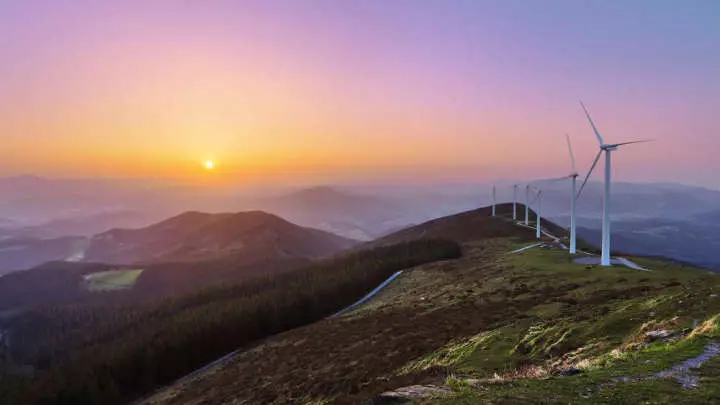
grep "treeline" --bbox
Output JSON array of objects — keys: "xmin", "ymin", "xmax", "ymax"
[{"xmin": 0, "ymin": 239, "xmax": 461, "ymax": 405}]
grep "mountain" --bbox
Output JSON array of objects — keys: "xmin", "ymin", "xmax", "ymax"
[
  {"xmin": 255, "ymin": 186, "xmax": 414, "ymax": 240},
  {"xmin": 0, "ymin": 211, "xmax": 357, "ymax": 310},
  {"xmin": 83, "ymin": 210, "xmax": 357, "ymax": 265},
  {"xmin": 0, "ymin": 236, "xmax": 87, "ymax": 275}
]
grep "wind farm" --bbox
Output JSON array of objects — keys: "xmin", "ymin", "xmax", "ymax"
[
  {"xmin": 1, "ymin": 2, "xmax": 717, "ymax": 404},
  {"xmin": 491, "ymin": 102, "xmax": 650, "ymax": 268}
]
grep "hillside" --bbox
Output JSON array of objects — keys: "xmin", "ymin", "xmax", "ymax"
[
  {"xmin": 364, "ymin": 203, "xmax": 554, "ymax": 248},
  {"xmin": 84, "ymin": 210, "xmax": 357, "ymax": 265},
  {"xmin": 0, "ymin": 239, "xmax": 462, "ymax": 405},
  {"xmin": 138, "ymin": 204, "xmax": 720, "ymax": 404}
]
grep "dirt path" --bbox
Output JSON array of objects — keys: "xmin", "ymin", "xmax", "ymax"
[{"xmin": 606, "ymin": 342, "xmax": 720, "ymax": 389}]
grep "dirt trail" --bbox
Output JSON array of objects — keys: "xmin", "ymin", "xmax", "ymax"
[{"xmin": 607, "ymin": 342, "xmax": 720, "ymax": 389}]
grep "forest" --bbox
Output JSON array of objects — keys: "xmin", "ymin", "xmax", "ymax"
[{"xmin": 0, "ymin": 238, "xmax": 461, "ymax": 405}]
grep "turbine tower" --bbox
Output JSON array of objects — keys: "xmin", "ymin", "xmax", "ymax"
[
  {"xmin": 566, "ymin": 134, "xmax": 579, "ymax": 254},
  {"xmin": 513, "ymin": 185, "xmax": 518, "ymax": 220},
  {"xmin": 535, "ymin": 189, "xmax": 542, "ymax": 239},
  {"xmin": 492, "ymin": 185, "xmax": 496, "ymax": 216},
  {"xmin": 576, "ymin": 102, "xmax": 650, "ymax": 266},
  {"xmin": 524, "ymin": 184, "xmax": 530, "ymax": 225}
]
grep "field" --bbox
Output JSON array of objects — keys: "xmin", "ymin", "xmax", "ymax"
[
  {"xmin": 84, "ymin": 269, "xmax": 144, "ymax": 291},
  {"xmin": 141, "ymin": 220, "xmax": 720, "ymax": 404}
]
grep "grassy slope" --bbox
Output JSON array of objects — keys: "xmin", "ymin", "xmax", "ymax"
[
  {"xmin": 141, "ymin": 206, "xmax": 720, "ymax": 404},
  {"xmin": 84, "ymin": 269, "xmax": 144, "ymax": 291},
  {"xmin": 410, "ymin": 247, "xmax": 720, "ymax": 404}
]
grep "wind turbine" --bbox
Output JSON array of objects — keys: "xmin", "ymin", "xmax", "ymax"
[
  {"xmin": 576, "ymin": 102, "xmax": 650, "ymax": 266},
  {"xmin": 492, "ymin": 185, "xmax": 496, "ymax": 216},
  {"xmin": 535, "ymin": 188, "xmax": 542, "ymax": 239},
  {"xmin": 524, "ymin": 184, "xmax": 530, "ymax": 225},
  {"xmin": 513, "ymin": 184, "xmax": 518, "ymax": 220},
  {"xmin": 565, "ymin": 134, "xmax": 579, "ymax": 254}
]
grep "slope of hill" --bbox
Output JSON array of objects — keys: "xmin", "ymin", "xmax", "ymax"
[
  {"xmin": 0, "ymin": 239, "xmax": 462, "ymax": 405},
  {"xmin": 136, "ymin": 205, "xmax": 720, "ymax": 405},
  {"xmin": 84, "ymin": 210, "xmax": 357, "ymax": 265},
  {"xmin": 364, "ymin": 203, "xmax": 551, "ymax": 248}
]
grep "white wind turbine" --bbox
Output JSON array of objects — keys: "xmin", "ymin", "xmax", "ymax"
[
  {"xmin": 534, "ymin": 187, "xmax": 542, "ymax": 239},
  {"xmin": 565, "ymin": 134, "xmax": 579, "ymax": 254},
  {"xmin": 524, "ymin": 184, "xmax": 530, "ymax": 225},
  {"xmin": 491, "ymin": 185, "xmax": 496, "ymax": 216},
  {"xmin": 576, "ymin": 102, "xmax": 650, "ymax": 266}
]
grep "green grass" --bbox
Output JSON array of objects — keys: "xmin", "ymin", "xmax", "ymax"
[
  {"xmin": 84, "ymin": 269, "xmax": 144, "ymax": 291},
  {"xmin": 390, "ymin": 246, "xmax": 720, "ymax": 404}
]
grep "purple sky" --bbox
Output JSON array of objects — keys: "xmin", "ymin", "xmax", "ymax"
[{"xmin": 0, "ymin": 1, "xmax": 718, "ymax": 187}]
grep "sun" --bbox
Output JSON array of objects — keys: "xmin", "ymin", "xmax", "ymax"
[{"xmin": 204, "ymin": 160, "xmax": 214, "ymax": 170}]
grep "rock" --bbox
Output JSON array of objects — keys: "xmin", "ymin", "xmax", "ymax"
[
  {"xmin": 558, "ymin": 367, "xmax": 583, "ymax": 376},
  {"xmin": 380, "ymin": 385, "xmax": 451, "ymax": 400},
  {"xmin": 645, "ymin": 329, "xmax": 675, "ymax": 341}
]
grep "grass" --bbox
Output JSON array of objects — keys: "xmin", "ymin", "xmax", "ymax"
[
  {"xmin": 84, "ymin": 269, "xmax": 144, "ymax": 291},
  {"xmin": 395, "ymin": 247, "xmax": 720, "ymax": 404}
]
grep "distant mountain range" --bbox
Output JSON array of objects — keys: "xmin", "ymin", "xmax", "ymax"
[
  {"xmin": 84, "ymin": 210, "xmax": 357, "ymax": 265},
  {"xmin": 2, "ymin": 175, "xmax": 720, "ymax": 272}
]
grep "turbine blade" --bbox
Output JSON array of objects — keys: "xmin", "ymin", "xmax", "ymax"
[
  {"xmin": 577, "ymin": 149, "xmax": 603, "ymax": 199},
  {"xmin": 610, "ymin": 139, "xmax": 653, "ymax": 147},
  {"xmin": 534, "ymin": 175, "xmax": 573, "ymax": 183},
  {"xmin": 566, "ymin": 133, "xmax": 577, "ymax": 174},
  {"xmin": 580, "ymin": 101, "xmax": 604, "ymax": 145}
]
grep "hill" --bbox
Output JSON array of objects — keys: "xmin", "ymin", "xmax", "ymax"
[
  {"xmin": 135, "ymin": 204, "xmax": 720, "ymax": 405},
  {"xmin": 0, "ymin": 211, "xmax": 358, "ymax": 310},
  {"xmin": 364, "ymin": 203, "xmax": 552, "ymax": 248},
  {"xmin": 0, "ymin": 211, "xmax": 357, "ymax": 309},
  {"xmin": 84, "ymin": 210, "xmax": 357, "ymax": 265}
]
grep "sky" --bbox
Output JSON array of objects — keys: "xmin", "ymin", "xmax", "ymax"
[{"xmin": 1, "ymin": 0, "xmax": 719, "ymax": 187}]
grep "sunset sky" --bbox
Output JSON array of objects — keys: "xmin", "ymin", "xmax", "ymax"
[{"xmin": 1, "ymin": 1, "xmax": 719, "ymax": 187}]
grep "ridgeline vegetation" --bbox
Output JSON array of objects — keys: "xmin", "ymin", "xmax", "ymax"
[{"xmin": 0, "ymin": 238, "xmax": 461, "ymax": 405}]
